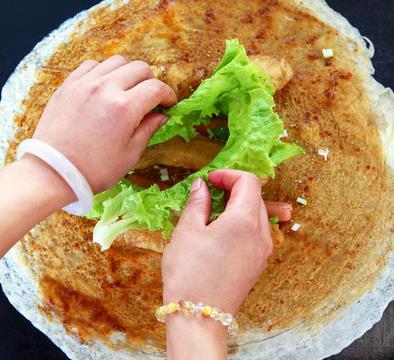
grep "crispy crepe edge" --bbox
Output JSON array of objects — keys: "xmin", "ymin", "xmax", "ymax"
[{"xmin": 0, "ymin": 1, "xmax": 393, "ymax": 359}]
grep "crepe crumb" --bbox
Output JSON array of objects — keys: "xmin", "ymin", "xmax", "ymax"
[
  {"xmin": 318, "ymin": 148, "xmax": 329, "ymax": 161},
  {"xmin": 296, "ymin": 197, "xmax": 308, "ymax": 206},
  {"xmin": 322, "ymin": 48, "xmax": 334, "ymax": 58},
  {"xmin": 291, "ymin": 223, "xmax": 301, "ymax": 231}
]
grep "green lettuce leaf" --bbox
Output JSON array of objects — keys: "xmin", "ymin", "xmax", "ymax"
[
  {"xmin": 89, "ymin": 39, "xmax": 303, "ymax": 251},
  {"xmin": 149, "ymin": 38, "xmax": 243, "ymax": 146},
  {"xmin": 86, "ymin": 179, "xmax": 133, "ymax": 219}
]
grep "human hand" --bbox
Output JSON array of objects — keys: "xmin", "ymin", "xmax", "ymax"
[
  {"xmin": 162, "ymin": 169, "xmax": 276, "ymax": 315},
  {"xmin": 33, "ymin": 55, "xmax": 177, "ymax": 193}
]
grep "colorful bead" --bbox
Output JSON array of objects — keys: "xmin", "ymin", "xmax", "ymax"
[
  {"xmin": 202, "ymin": 305, "xmax": 212, "ymax": 316},
  {"xmin": 168, "ymin": 302, "xmax": 177, "ymax": 313}
]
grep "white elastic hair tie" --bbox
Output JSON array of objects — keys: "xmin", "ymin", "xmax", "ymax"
[{"xmin": 16, "ymin": 139, "xmax": 93, "ymax": 216}]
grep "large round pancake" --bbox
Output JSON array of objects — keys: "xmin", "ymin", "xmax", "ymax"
[{"xmin": 0, "ymin": 0, "xmax": 393, "ymax": 359}]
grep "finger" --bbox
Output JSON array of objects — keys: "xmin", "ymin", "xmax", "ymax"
[
  {"xmin": 208, "ymin": 169, "xmax": 261, "ymax": 217},
  {"xmin": 104, "ymin": 60, "xmax": 154, "ymax": 90},
  {"xmin": 260, "ymin": 201, "xmax": 273, "ymax": 256},
  {"xmin": 65, "ymin": 60, "xmax": 99, "ymax": 82},
  {"xmin": 86, "ymin": 55, "xmax": 128, "ymax": 78},
  {"xmin": 177, "ymin": 178, "xmax": 212, "ymax": 228},
  {"xmin": 265, "ymin": 201, "xmax": 293, "ymax": 222},
  {"xmin": 125, "ymin": 78, "xmax": 177, "ymax": 119},
  {"xmin": 128, "ymin": 112, "xmax": 168, "ymax": 158}
]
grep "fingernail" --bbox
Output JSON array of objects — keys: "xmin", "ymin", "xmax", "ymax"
[
  {"xmin": 191, "ymin": 178, "xmax": 203, "ymax": 192},
  {"xmin": 159, "ymin": 114, "xmax": 168, "ymax": 126}
]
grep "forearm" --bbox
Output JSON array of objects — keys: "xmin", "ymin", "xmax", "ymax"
[
  {"xmin": 166, "ymin": 313, "xmax": 227, "ymax": 360},
  {"xmin": 0, "ymin": 155, "xmax": 74, "ymax": 257}
]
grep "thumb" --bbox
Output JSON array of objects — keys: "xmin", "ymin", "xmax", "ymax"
[
  {"xmin": 128, "ymin": 112, "xmax": 167, "ymax": 152},
  {"xmin": 178, "ymin": 178, "xmax": 211, "ymax": 229}
]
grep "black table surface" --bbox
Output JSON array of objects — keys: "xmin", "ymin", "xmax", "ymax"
[{"xmin": 0, "ymin": 1, "xmax": 393, "ymax": 359}]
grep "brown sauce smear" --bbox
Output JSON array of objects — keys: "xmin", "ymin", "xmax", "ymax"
[
  {"xmin": 35, "ymin": 236, "xmax": 166, "ymax": 348},
  {"xmin": 7, "ymin": 0, "xmax": 393, "ymax": 352}
]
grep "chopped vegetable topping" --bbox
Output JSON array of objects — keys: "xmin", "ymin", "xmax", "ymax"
[
  {"xmin": 269, "ymin": 216, "xmax": 280, "ymax": 224},
  {"xmin": 296, "ymin": 197, "xmax": 308, "ymax": 206},
  {"xmin": 213, "ymin": 125, "xmax": 230, "ymax": 142},
  {"xmin": 207, "ymin": 128, "xmax": 215, "ymax": 140},
  {"xmin": 318, "ymin": 148, "xmax": 329, "ymax": 161},
  {"xmin": 291, "ymin": 223, "xmax": 301, "ymax": 231},
  {"xmin": 322, "ymin": 48, "xmax": 334, "ymax": 58},
  {"xmin": 160, "ymin": 168, "xmax": 170, "ymax": 182},
  {"xmin": 280, "ymin": 129, "xmax": 288, "ymax": 138}
]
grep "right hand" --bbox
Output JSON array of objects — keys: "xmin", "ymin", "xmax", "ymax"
[{"xmin": 162, "ymin": 169, "xmax": 273, "ymax": 315}]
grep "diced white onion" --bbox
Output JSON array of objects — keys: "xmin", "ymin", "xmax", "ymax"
[
  {"xmin": 280, "ymin": 129, "xmax": 288, "ymax": 138},
  {"xmin": 291, "ymin": 223, "xmax": 301, "ymax": 232},
  {"xmin": 207, "ymin": 128, "xmax": 215, "ymax": 140},
  {"xmin": 160, "ymin": 168, "xmax": 170, "ymax": 181},
  {"xmin": 322, "ymin": 48, "xmax": 334, "ymax": 59},
  {"xmin": 296, "ymin": 197, "xmax": 308, "ymax": 206},
  {"xmin": 318, "ymin": 148, "xmax": 329, "ymax": 161}
]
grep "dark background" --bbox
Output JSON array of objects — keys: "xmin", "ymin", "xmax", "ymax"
[{"xmin": 0, "ymin": 1, "xmax": 393, "ymax": 359}]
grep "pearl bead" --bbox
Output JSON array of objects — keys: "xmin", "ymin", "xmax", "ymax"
[
  {"xmin": 210, "ymin": 307, "xmax": 221, "ymax": 320},
  {"xmin": 182, "ymin": 301, "xmax": 194, "ymax": 314},
  {"xmin": 155, "ymin": 307, "xmax": 166, "ymax": 323},
  {"xmin": 220, "ymin": 313, "xmax": 233, "ymax": 326},
  {"xmin": 193, "ymin": 302, "xmax": 205, "ymax": 314}
]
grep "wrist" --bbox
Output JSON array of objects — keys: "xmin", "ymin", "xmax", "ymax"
[
  {"xmin": 164, "ymin": 284, "xmax": 239, "ymax": 315},
  {"xmin": 18, "ymin": 154, "xmax": 76, "ymax": 211},
  {"xmin": 0, "ymin": 155, "xmax": 77, "ymax": 257},
  {"xmin": 166, "ymin": 312, "xmax": 227, "ymax": 360}
]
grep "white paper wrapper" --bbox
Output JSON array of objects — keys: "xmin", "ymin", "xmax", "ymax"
[{"xmin": 0, "ymin": 1, "xmax": 393, "ymax": 359}]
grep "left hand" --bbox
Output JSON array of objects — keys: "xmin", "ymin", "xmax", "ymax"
[{"xmin": 33, "ymin": 55, "xmax": 177, "ymax": 193}]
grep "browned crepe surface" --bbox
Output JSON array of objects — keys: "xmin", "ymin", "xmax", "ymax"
[{"xmin": 6, "ymin": 0, "xmax": 393, "ymax": 351}]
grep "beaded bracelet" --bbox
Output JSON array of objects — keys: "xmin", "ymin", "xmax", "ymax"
[{"xmin": 155, "ymin": 300, "xmax": 239, "ymax": 335}]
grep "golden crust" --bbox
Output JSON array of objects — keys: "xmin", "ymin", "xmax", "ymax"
[
  {"xmin": 7, "ymin": 0, "xmax": 393, "ymax": 352},
  {"xmin": 135, "ymin": 135, "xmax": 223, "ymax": 170},
  {"xmin": 151, "ymin": 54, "xmax": 294, "ymax": 91}
]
